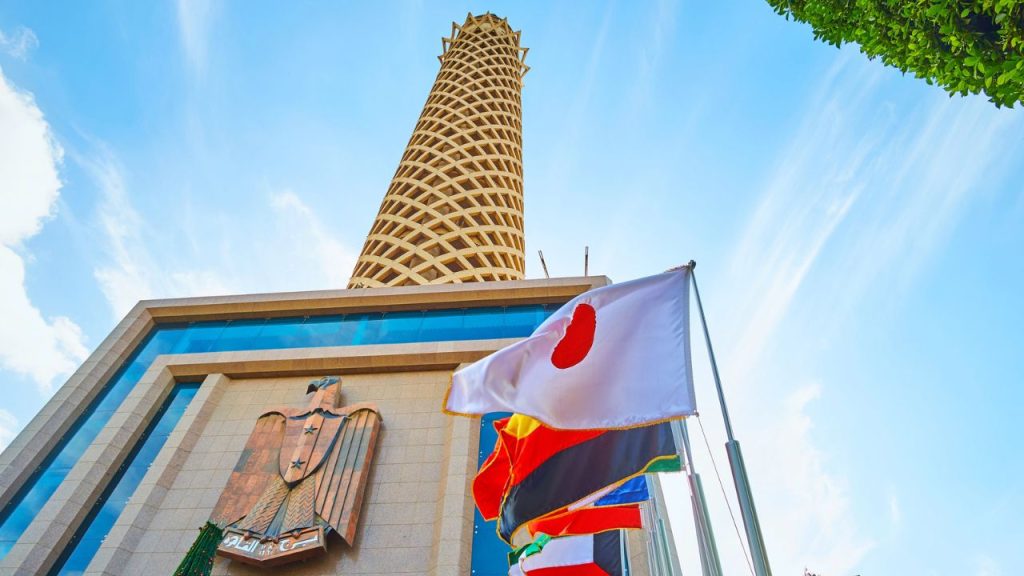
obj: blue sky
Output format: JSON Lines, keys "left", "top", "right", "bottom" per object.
{"left": 1, "top": 1, "right": 1022, "bottom": 574}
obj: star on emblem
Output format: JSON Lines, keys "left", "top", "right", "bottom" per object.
{"left": 303, "top": 424, "right": 318, "bottom": 435}
{"left": 290, "top": 458, "right": 305, "bottom": 469}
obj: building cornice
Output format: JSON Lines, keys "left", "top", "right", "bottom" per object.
{"left": 139, "top": 275, "right": 610, "bottom": 322}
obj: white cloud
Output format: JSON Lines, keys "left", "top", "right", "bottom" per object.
{"left": 679, "top": 57, "right": 883, "bottom": 574}
{"left": 0, "top": 26, "right": 38, "bottom": 61}
{"left": 888, "top": 492, "right": 901, "bottom": 532}
{"left": 0, "top": 409, "right": 18, "bottom": 451}
{"left": 0, "top": 67, "right": 61, "bottom": 245}
{"left": 726, "top": 51, "right": 883, "bottom": 382}
{"left": 176, "top": 0, "right": 219, "bottom": 75}
{"left": 269, "top": 190, "right": 357, "bottom": 287}
{"left": 758, "top": 384, "right": 874, "bottom": 573}
{"left": 0, "top": 67, "right": 88, "bottom": 394}
{"left": 974, "top": 555, "right": 1002, "bottom": 576}
{"left": 673, "top": 51, "right": 1023, "bottom": 575}
{"left": 86, "top": 149, "right": 234, "bottom": 319}
{"left": 85, "top": 154, "right": 356, "bottom": 319}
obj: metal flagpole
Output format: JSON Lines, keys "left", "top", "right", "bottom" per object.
{"left": 687, "top": 261, "right": 772, "bottom": 576}
{"left": 640, "top": 499, "right": 667, "bottom": 575}
{"left": 643, "top": 474, "right": 681, "bottom": 576}
{"left": 675, "top": 419, "right": 723, "bottom": 576}
{"left": 620, "top": 529, "right": 629, "bottom": 575}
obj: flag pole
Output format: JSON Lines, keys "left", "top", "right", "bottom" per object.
{"left": 675, "top": 419, "right": 722, "bottom": 576}
{"left": 644, "top": 472, "right": 684, "bottom": 576}
{"left": 687, "top": 261, "right": 772, "bottom": 576}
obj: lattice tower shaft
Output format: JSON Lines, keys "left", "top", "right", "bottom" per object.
{"left": 348, "top": 13, "right": 529, "bottom": 288}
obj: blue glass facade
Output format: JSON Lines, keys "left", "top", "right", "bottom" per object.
{"left": 472, "top": 412, "right": 512, "bottom": 575}
{"left": 52, "top": 383, "right": 201, "bottom": 576}
{"left": 0, "top": 304, "right": 556, "bottom": 561}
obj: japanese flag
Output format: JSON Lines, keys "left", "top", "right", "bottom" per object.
{"left": 445, "top": 268, "right": 695, "bottom": 429}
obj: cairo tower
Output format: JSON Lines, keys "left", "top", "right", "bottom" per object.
{"left": 0, "top": 13, "right": 679, "bottom": 576}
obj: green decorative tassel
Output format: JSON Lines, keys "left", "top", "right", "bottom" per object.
{"left": 173, "top": 522, "right": 223, "bottom": 576}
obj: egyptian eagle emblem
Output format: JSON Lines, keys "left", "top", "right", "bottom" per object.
{"left": 209, "top": 376, "right": 382, "bottom": 567}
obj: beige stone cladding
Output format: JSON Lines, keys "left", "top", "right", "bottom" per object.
{"left": 0, "top": 276, "right": 671, "bottom": 575}
{"left": 349, "top": 13, "right": 529, "bottom": 288}
{"left": 119, "top": 371, "right": 466, "bottom": 576}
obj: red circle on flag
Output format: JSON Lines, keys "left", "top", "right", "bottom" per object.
{"left": 551, "top": 303, "right": 596, "bottom": 369}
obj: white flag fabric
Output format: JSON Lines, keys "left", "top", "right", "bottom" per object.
{"left": 508, "top": 532, "right": 623, "bottom": 575}
{"left": 446, "top": 268, "right": 695, "bottom": 429}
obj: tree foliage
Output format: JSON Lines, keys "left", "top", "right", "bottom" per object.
{"left": 766, "top": 0, "right": 1024, "bottom": 107}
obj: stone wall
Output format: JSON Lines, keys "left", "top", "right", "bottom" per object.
{"left": 119, "top": 370, "right": 473, "bottom": 576}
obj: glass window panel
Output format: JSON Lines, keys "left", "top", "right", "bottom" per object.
{"left": 3, "top": 304, "right": 559, "bottom": 564}
{"left": 113, "top": 361, "right": 148, "bottom": 387}
{"left": 130, "top": 326, "right": 188, "bottom": 366}
{"left": 26, "top": 470, "right": 65, "bottom": 510}
{"left": 255, "top": 317, "right": 311, "bottom": 349}
{"left": 64, "top": 410, "right": 115, "bottom": 454}
{"left": 461, "top": 307, "right": 507, "bottom": 340}
{"left": 334, "top": 314, "right": 365, "bottom": 344}
{"left": 501, "top": 304, "right": 548, "bottom": 338}
{"left": 103, "top": 475, "right": 138, "bottom": 509}
{"left": 56, "top": 535, "right": 104, "bottom": 576}
{"left": 419, "top": 309, "right": 464, "bottom": 340}
{"left": 211, "top": 318, "right": 266, "bottom": 351}
{"left": 90, "top": 501, "right": 121, "bottom": 534}
{"left": 170, "top": 321, "right": 227, "bottom": 354}
{"left": 173, "top": 383, "right": 201, "bottom": 405}
{"left": 49, "top": 384, "right": 198, "bottom": 574}
{"left": 296, "top": 316, "right": 346, "bottom": 347}
{"left": 147, "top": 417, "right": 175, "bottom": 441}
{"left": 376, "top": 310, "right": 424, "bottom": 344}
{"left": 0, "top": 472, "right": 57, "bottom": 546}
{"left": 91, "top": 371, "right": 139, "bottom": 414}
{"left": 52, "top": 425, "right": 101, "bottom": 472}
{"left": 350, "top": 313, "right": 384, "bottom": 345}
{"left": 149, "top": 400, "right": 189, "bottom": 437}
{"left": 0, "top": 505, "right": 34, "bottom": 542}
{"left": 130, "top": 437, "right": 163, "bottom": 467}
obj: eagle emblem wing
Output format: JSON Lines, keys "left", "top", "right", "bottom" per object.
{"left": 207, "top": 377, "right": 382, "bottom": 567}
{"left": 210, "top": 411, "right": 288, "bottom": 527}
{"left": 314, "top": 404, "right": 382, "bottom": 544}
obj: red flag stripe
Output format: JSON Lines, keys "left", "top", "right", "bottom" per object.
{"left": 527, "top": 504, "right": 642, "bottom": 538}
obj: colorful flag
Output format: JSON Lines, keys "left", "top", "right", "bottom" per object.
{"left": 508, "top": 532, "right": 624, "bottom": 576}
{"left": 446, "top": 268, "right": 695, "bottom": 429}
{"left": 524, "top": 477, "right": 650, "bottom": 538}
{"left": 473, "top": 414, "right": 679, "bottom": 543}
{"left": 526, "top": 504, "right": 641, "bottom": 539}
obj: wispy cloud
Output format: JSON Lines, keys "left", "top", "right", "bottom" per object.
{"left": 974, "top": 554, "right": 1002, "bottom": 576}
{"left": 628, "top": 0, "right": 678, "bottom": 111}
{"left": 888, "top": 492, "right": 902, "bottom": 532}
{"left": 0, "top": 26, "right": 38, "bottom": 60}
{"left": 85, "top": 148, "right": 233, "bottom": 319}
{"left": 269, "top": 190, "right": 357, "bottom": 288}
{"left": 762, "top": 383, "right": 875, "bottom": 572}
{"left": 0, "top": 409, "right": 18, "bottom": 451}
{"left": 726, "top": 51, "right": 884, "bottom": 381}
{"left": 683, "top": 48, "right": 1024, "bottom": 575}
{"left": 0, "top": 67, "right": 88, "bottom": 395}
{"left": 176, "top": 0, "right": 220, "bottom": 75}
{"left": 548, "top": 0, "right": 613, "bottom": 180}
{"left": 84, "top": 147, "right": 358, "bottom": 319}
